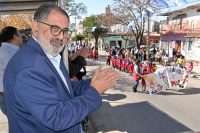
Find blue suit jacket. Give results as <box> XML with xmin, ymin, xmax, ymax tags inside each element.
<box><xmin>3</xmin><ymin>38</ymin><xmax>102</xmax><ymax>133</ymax></box>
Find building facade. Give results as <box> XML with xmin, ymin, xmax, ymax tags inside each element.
<box><xmin>160</xmin><ymin>3</ymin><xmax>200</xmax><ymax>62</ymax></box>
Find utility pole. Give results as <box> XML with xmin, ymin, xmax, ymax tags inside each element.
<box><xmin>146</xmin><ymin>10</ymin><xmax>151</xmax><ymax>61</ymax></box>
<box><xmin>58</xmin><ymin>0</ymin><xmax>69</xmax><ymax>70</ymax></box>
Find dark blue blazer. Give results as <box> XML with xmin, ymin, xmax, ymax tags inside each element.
<box><xmin>3</xmin><ymin>38</ymin><xmax>102</xmax><ymax>133</ymax></box>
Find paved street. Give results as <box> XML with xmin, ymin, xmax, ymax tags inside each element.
<box><xmin>0</xmin><ymin>51</ymin><xmax>200</xmax><ymax>133</ymax></box>
<box><xmin>87</xmin><ymin>51</ymin><xmax>200</xmax><ymax>133</ymax></box>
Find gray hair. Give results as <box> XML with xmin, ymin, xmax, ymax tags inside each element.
<box><xmin>33</xmin><ymin>3</ymin><xmax>69</xmax><ymax>22</ymax></box>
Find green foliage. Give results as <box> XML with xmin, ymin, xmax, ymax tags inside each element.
<box><xmin>112</xmin><ymin>0</ymin><xmax>161</xmax><ymax>48</ymax></box>
<box><xmin>65</xmin><ymin>0</ymin><xmax>87</xmax><ymax>19</ymax></box>
<box><xmin>93</xmin><ymin>27</ymin><xmax>108</xmax><ymax>39</ymax></box>
<box><xmin>82</xmin><ymin>15</ymin><xmax>108</xmax><ymax>47</ymax></box>
<box><xmin>82</xmin><ymin>15</ymin><xmax>97</xmax><ymax>33</ymax></box>
<box><xmin>71</xmin><ymin>34</ymin><xmax>84</xmax><ymax>41</ymax></box>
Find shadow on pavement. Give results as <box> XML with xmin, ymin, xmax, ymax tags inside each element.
<box><xmin>156</xmin><ymin>87</ymin><xmax>200</xmax><ymax>96</ymax></box>
<box><xmin>101</xmin><ymin>94</ymin><xmax>127</xmax><ymax>101</ymax></box>
<box><xmin>90</xmin><ymin>101</ymin><xmax>192</xmax><ymax>133</ymax></box>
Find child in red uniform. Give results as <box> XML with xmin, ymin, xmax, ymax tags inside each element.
<box><xmin>92</xmin><ymin>48</ymin><xmax>98</xmax><ymax>60</ymax></box>
<box><xmin>146</xmin><ymin>63</ymin><xmax>151</xmax><ymax>74</ymax></box>
<box><xmin>106</xmin><ymin>50</ymin><xmax>112</xmax><ymax>65</ymax></box>
<box><xmin>132</xmin><ymin>60</ymin><xmax>141</xmax><ymax>92</ymax></box>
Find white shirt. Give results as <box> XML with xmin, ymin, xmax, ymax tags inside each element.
<box><xmin>46</xmin><ymin>53</ymin><xmax>71</xmax><ymax>93</ymax></box>
<box><xmin>32</xmin><ymin>36</ymin><xmax>71</xmax><ymax>93</ymax></box>
<box><xmin>0</xmin><ymin>42</ymin><xmax>19</xmax><ymax>92</ymax></box>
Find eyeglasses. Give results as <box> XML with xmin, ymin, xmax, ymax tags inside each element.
<box><xmin>37</xmin><ymin>21</ymin><xmax>69</xmax><ymax>38</ymax></box>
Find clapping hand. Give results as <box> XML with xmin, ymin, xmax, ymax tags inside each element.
<box><xmin>90</xmin><ymin>67</ymin><xmax>118</xmax><ymax>94</ymax></box>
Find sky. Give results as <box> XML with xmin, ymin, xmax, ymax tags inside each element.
<box><xmin>76</xmin><ymin>0</ymin><xmax>114</xmax><ymax>15</ymax></box>
<box><xmin>73</xmin><ymin>0</ymin><xmax>114</xmax><ymax>22</ymax></box>
<box><xmin>71</xmin><ymin>0</ymin><xmax>200</xmax><ymax>23</ymax></box>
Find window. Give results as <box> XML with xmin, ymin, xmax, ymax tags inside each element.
<box><xmin>188</xmin><ymin>41</ymin><xmax>192</xmax><ymax>51</ymax></box>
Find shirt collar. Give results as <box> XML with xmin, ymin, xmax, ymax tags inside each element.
<box><xmin>46</xmin><ymin>53</ymin><xmax>61</xmax><ymax>64</ymax></box>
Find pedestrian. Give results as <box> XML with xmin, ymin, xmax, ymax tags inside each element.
<box><xmin>132</xmin><ymin>60</ymin><xmax>141</xmax><ymax>92</ymax></box>
<box><xmin>0</xmin><ymin>26</ymin><xmax>23</xmax><ymax>115</ymax></box>
<box><xmin>3</xmin><ymin>3</ymin><xmax>118</xmax><ymax>133</ymax></box>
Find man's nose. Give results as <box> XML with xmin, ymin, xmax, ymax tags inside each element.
<box><xmin>56</xmin><ymin>32</ymin><xmax>65</xmax><ymax>40</ymax></box>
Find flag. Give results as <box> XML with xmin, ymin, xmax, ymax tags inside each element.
<box><xmin>181</xmin><ymin>0</ymin><xmax>188</xmax><ymax>4</ymax></box>
<box><xmin>170</xmin><ymin>0</ymin><xmax>179</xmax><ymax>6</ymax></box>
<box><xmin>92</xmin><ymin>27</ymin><xmax>96</xmax><ymax>32</ymax></box>
<box><xmin>111</xmin><ymin>25</ymin><xmax>115</xmax><ymax>32</ymax></box>
<box><xmin>171</xmin><ymin>0</ymin><xmax>188</xmax><ymax>6</ymax></box>
<box><xmin>83</xmin><ymin>27</ymin><xmax>88</xmax><ymax>32</ymax></box>
<box><xmin>128</xmin><ymin>25</ymin><xmax>133</xmax><ymax>32</ymax></box>
<box><xmin>154</xmin><ymin>0</ymin><xmax>169</xmax><ymax>8</ymax></box>
<box><xmin>120</xmin><ymin>25</ymin><xmax>126</xmax><ymax>32</ymax></box>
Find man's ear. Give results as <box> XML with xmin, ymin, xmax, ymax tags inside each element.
<box><xmin>31</xmin><ymin>21</ymin><xmax>39</xmax><ymax>37</ymax></box>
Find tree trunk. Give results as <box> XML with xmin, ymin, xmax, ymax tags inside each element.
<box><xmin>95</xmin><ymin>37</ymin><xmax>99</xmax><ymax>49</ymax></box>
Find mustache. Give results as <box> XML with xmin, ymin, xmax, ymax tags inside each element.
<box><xmin>50</xmin><ymin>38</ymin><xmax>63</xmax><ymax>45</ymax></box>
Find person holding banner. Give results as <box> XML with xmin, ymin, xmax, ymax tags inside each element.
<box><xmin>179</xmin><ymin>62</ymin><xmax>193</xmax><ymax>88</ymax></box>
<box><xmin>177</xmin><ymin>55</ymin><xmax>185</xmax><ymax>68</ymax></box>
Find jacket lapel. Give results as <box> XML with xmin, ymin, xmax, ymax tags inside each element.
<box><xmin>45</xmin><ymin>57</ymin><xmax>73</xmax><ymax>97</ymax></box>
<box><xmin>60</xmin><ymin>60</ymin><xmax>74</xmax><ymax>96</ymax></box>
<box><xmin>27</xmin><ymin>38</ymin><xmax>72</xmax><ymax>97</ymax></box>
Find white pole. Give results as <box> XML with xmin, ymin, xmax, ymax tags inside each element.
<box><xmin>147</xmin><ymin>10</ymin><xmax>151</xmax><ymax>61</ymax></box>
<box><xmin>58</xmin><ymin>0</ymin><xmax>69</xmax><ymax>70</ymax></box>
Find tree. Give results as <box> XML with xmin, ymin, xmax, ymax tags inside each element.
<box><xmin>65</xmin><ymin>0</ymin><xmax>87</xmax><ymax>19</ymax></box>
<box><xmin>120</xmin><ymin>33</ymin><xmax>135</xmax><ymax>49</ymax></box>
<box><xmin>82</xmin><ymin>15</ymin><xmax>108</xmax><ymax>48</ymax></box>
<box><xmin>71</xmin><ymin>34</ymin><xmax>84</xmax><ymax>44</ymax></box>
<box><xmin>82</xmin><ymin>15</ymin><xmax>97</xmax><ymax>32</ymax></box>
<box><xmin>112</xmin><ymin>0</ymin><xmax>161</xmax><ymax>49</ymax></box>
<box><xmin>95</xmin><ymin>6</ymin><xmax>117</xmax><ymax>32</ymax></box>
<box><xmin>92</xmin><ymin>27</ymin><xmax>108</xmax><ymax>48</ymax></box>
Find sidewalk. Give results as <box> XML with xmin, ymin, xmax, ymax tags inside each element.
<box><xmin>0</xmin><ymin>111</ymin><xmax>8</xmax><ymax>133</ymax></box>
<box><xmin>191</xmin><ymin>65</ymin><xmax>200</xmax><ymax>79</ymax></box>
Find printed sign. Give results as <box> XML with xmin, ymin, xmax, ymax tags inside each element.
<box><xmin>144</xmin><ymin>66</ymin><xmax>187</xmax><ymax>94</ymax></box>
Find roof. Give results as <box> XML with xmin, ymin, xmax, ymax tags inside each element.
<box><xmin>159</xmin><ymin>2</ymin><xmax>200</xmax><ymax>16</ymax></box>
<box><xmin>0</xmin><ymin>0</ymin><xmax>58</xmax><ymax>14</ymax></box>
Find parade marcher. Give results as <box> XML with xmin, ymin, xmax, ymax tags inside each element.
<box><xmin>3</xmin><ymin>3</ymin><xmax>118</xmax><ymax>133</ymax></box>
<box><xmin>0</xmin><ymin>26</ymin><xmax>23</xmax><ymax>115</ymax></box>
<box><xmin>155</xmin><ymin>50</ymin><xmax>162</xmax><ymax>64</ymax></box>
<box><xmin>106</xmin><ymin>49</ymin><xmax>112</xmax><ymax>65</ymax></box>
<box><xmin>92</xmin><ymin>48</ymin><xmax>98</xmax><ymax>60</ymax></box>
<box><xmin>132</xmin><ymin>60</ymin><xmax>141</xmax><ymax>92</ymax></box>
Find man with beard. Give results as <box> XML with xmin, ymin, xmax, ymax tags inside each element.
<box><xmin>3</xmin><ymin>3</ymin><xmax>118</xmax><ymax>133</ymax></box>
